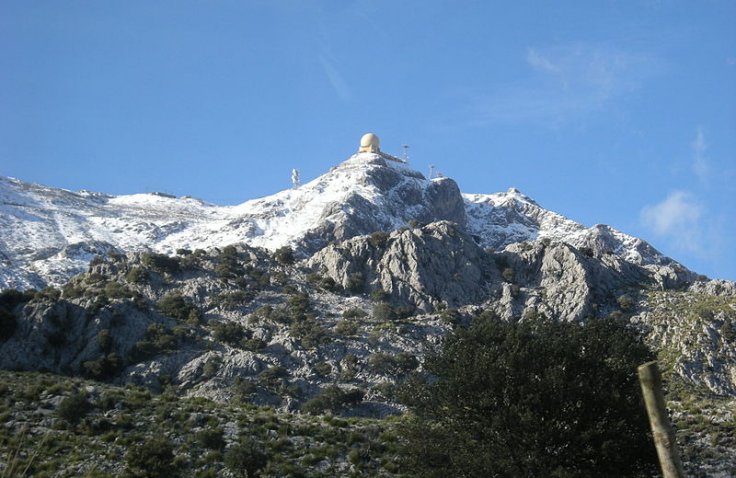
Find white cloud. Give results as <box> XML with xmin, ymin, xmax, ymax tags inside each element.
<box><xmin>318</xmin><ymin>55</ymin><xmax>352</xmax><ymax>103</ymax></box>
<box><xmin>640</xmin><ymin>191</ymin><xmax>704</xmax><ymax>252</ymax></box>
<box><xmin>470</xmin><ymin>44</ymin><xmax>659</xmax><ymax>125</ymax></box>
<box><xmin>691</xmin><ymin>128</ymin><xmax>709</xmax><ymax>182</ymax></box>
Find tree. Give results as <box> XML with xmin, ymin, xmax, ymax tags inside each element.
<box><xmin>274</xmin><ymin>246</ymin><xmax>295</xmax><ymax>265</ymax></box>
<box><xmin>399</xmin><ymin>315</ymin><xmax>659</xmax><ymax>478</ymax></box>
<box><xmin>224</xmin><ymin>437</ymin><xmax>269</xmax><ymax>478</ymax></box>
<box><xmin>56</xmin><ymin>391</ymin><xmax>91</xmax><ymax>425</ymax></box>
<box><xmin>125</xmin><ymin>436</ymin><xmax>177</xmax><ymax>478</ymax></box>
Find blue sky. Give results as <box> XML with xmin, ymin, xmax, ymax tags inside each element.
<box><xmin>1</xmin><ymin>1</ymin><xmax>735</xmax><ymax>280</ymax></box>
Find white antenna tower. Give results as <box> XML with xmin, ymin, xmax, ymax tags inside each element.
<box><xmin>291</xmin><ymin>168</ymin><xmax>300</xmax><ymax>189</ymax></box>
<box><xmin>401</xmin><ymin>144</ymin><xmax>410</xmax><ymax>162</ymax></box>
<box><xmin>429</xmin><ymin>164</ymin><xmax>435</xmax><ymax>179</ymax></box>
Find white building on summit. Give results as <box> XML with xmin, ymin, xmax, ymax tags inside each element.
<box><xmin>358</xmin><ymin>133</ymin><xmax>381</xmax><ymax>153</ymax></box>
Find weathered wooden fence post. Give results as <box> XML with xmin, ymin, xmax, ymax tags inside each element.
<box><xmin>638</xmin><ymin>360</ymin><xmax>685</xmax><ymax>478</ymax></box>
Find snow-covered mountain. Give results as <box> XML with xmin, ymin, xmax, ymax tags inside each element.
<box><xmin>0</xmin><ymin>152</ymin><xmax>685</xmax><ymax>289</ymax></box>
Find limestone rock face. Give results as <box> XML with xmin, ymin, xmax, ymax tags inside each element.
<box><xmin>310</xmin><ymin>221</ymin><xmax>492</xmax><ymax>311</ymax></box>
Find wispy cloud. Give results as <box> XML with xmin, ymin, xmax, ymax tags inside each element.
<box><xmin>469</xmin><ymin>44</ymin><xmax>659</xmax><ymax>125</ymax></box>
<box><xmin>640</xmin><ymin>190</ymin><xmax>704</xmax><ymax>253</ymax></box>
<box><xmin>691</xmin><ymin>127</ymin><xmax>709</xmax><ymax>182</ymax></box>
<box><xmin>318</xmin><ymin>54</ymin><xmax>352</xmax><ymax>103</ymax></box>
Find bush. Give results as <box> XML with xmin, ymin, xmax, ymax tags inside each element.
<box><xmin>335</xmin><ymin>319</ymin><xmax>359</xmax><ymax>337</ymax></box>
<box><xmin>301</xmin><ymin>385</ymin><xmax>364</xmax><ymax>415</ymax></box>
<box><xmin>368</xmin><ymin>352</ymin><xmax>418</xmax><ymax>376</ymax></box>
<box><xmin>372</xmin><ymin>302</ymin><xmax>395</xmax><ymax>321</ymax></box>
<box><xmin>197</xmin><ymin>427</ymin><xmax>225</xmax><ymax>450</ymax></box>
<box><xmin>224</xmin><ymin>437</ymin><xmax>269</xmax><ymax>478</ymax></box>
<box><xmin>274</xmin><ymin>246</ymin><xmax>295</xmax><ymax>265</ymax></box>
<box><xmin>104</xmin><ymin>281</ymin><xmax>131</xmax><ymax>299</ymax></box>
<box><xmin>129</xmin><ymin>324</ymin><xmax>177</xmax><ymax>362</ymax></box>
<box><xmin>0</xmin><ymin>289</ymin><xmax>35</xmax><ymax>309</ymax></box>
<box><xmin>212</xmin><ymin>321</ymin><xmax>246</xmax><ymax>347</ymax></box>
<box><xmin>125</xmin><ymin>267</ymin><xmax>149</xmax><ymax>284</ymax></box>
<box><xmin>56</xmin><ymin>391</ymin><xmax>91</xmax><ymax>425</ymax></box>
<box><xmin>141</xmin><ymin>253</ymin><xmax>180</xmax><ymax>275</ymax></box>
<box><xmin>0</xmin><ymin>309</ymin><xmax>18</xmax><ymax>341</ymax></box>
<box><xmin>157</xmin><ymin>292</ymin><xmax>198</xmax><ymax>321</ymax></box>
<box><xmin>398</xmin><ymin>316</ymin><xmax>658</xmax><ymax>477</ymax></box>
<box><xmin>342</xmin><ymin>307</ymin><xmax>367</xmax><ymax>319</ymax></box>
<box><xmin>617</xmin><ymin>294</ymin><xmax>635</xmax><ymax>312</ymax></box>
<box><xmin>345</xmin><ymin>272</ymin><xmax>365</xmax><ymax>294</ymax></box>
<box><xmin>368</xmin><ymin>231</ymin><xmax>390</xmax><ymax>248</ymax></box>
<box><xmin>82</xmin><ymin>353</ymin><xmax>122</xmax><ymax>380</ymax></box>
<box><xmin>370</xmin><ymin>288</ymin><xmax>390</xmax><ymax>303</ymax></box>
<box><xmin>125</xmin><ymin>436</ymin><xmax>177</xmax><ymax>478</ymax></box>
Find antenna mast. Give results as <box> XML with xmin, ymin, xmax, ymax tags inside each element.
<box><xmin>401</xmin><ymin>144</ymin><xmax>410</xmax><ymax>162</ymax></box>
<box><xmin>291</xmin><ymin>169</ymin><xmax>300</xmax><ymax>189</ymax></box>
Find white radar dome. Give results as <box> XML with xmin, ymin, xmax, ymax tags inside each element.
<box><xmin>358</xmin><ymin>133</ymin><xmax>380</xmax><ymax>153</ymax></box>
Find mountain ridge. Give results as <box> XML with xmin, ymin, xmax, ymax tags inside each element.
<box><xmin>1</xmin><ymin>153</ymin><xmax>693</xmax><ymax>289</ymax></box>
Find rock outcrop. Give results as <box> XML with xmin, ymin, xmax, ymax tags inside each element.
<box><xmin>309</xmin><ymin>221</ymin><xmax>492</xmax><ymax>312</ymax></box>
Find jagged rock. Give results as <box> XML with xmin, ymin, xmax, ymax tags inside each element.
<box><xmin>309</xmin><ymin>221</ymin><xmax>492</xmax><ymax>312</ymax></box>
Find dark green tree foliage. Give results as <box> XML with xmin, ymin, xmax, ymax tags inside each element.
<box><xmin>157</xmin><ymin>292</ymin><xmax>198</xmax><ymax>321</ymax></box>
<box><xmin>0</xmin><ymin>309</ymin><xmax>17</xmax><ymax>341</ymax></box>
<box><xmin>301</xmin><ymin>385</ymin><xmax>364</xmax><ymax>415</ymax></box>
<box><xmin>399</xmin><ymin>316</ymin><xmax>658</xmax><ymax>478</ymax></box>
<box><xmin>273</xmin><ymin>246</ymin><xmax>295</xmax><ymax>265</ymax></box>
<box><xmin>0</xmin><ymin>289</ymin><xmax>34</xmax><ymax>341</ymax></box>
<box><xmin>56</xmin><ymin>391</ymin><xmax>91</xmax><ymax>425</ymax></box>
<box><xmin>125</xmin><ymin>436</ymin><xmax>177</xmax><ymax>478</ymax></box>
<box><xmin>215</xmin><ymin>245</ymin><xmax>244</xmax><ymax>280</ymax></box>
<box><xmin>224</xmin><ymin>437</ymin><xmax>269</xmax><ymax>478</ymax></box>
<box><xmin>141</xmin><ymin>253</ymin><xmax>180</xmax><ymax>275</ymax></box>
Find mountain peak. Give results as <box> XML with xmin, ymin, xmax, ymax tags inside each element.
<box><xmin>0</xmin><ymin>143</ymin><xmax>691</xmax><ymax>289</ymax></box>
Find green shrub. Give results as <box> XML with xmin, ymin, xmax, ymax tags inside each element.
<box><xmin>335</xmin><ymin>319</ymin><xmax>359</xmax><ymax>337</ymax></box>
<box><xmin>56</xmin><ymin>391</ymin><xmax>91</xmax><ymax>425</ymax></box>
<box><xmin>224</xmin><ymin>437</ymin><xmax>269</xmax><ymax>478</ymax></box>
<box><xmin>0</xmin><ymin>289</ymin><xmax>34</xmax><ymax>310</ymax></box>
<box><xmin>368</xmin><ymin>352</ymin><xmax>418</xmax><ymax>375</ymax></box>
<box><xmin>141</xmin><ymin>253</ymin><xmax>180</xmax><ymax>275</ymax></box>
<box><xmin>342</xmin><ymin>307</ymin><xmax>367</xmax><ymax>319</ymax></box>
<box><xmin>157</xmin><ymin>292</ymin><xmax>198</xmax><ymax>321</ymax></box>
<box><xmin>125</xmin><ymin>436</ymin><xmax>177</xmax><ymax>478</ymax></box>
<box><xmin>0</xmin><ymin>309</ymin><xmax>17</xmax><ymax>341</ymax></box>
<box><xmin>129</xmin><ymin>324</ymin><xmax>177</xmax><ymax>362</ymax></box>
<box><xmin>290</xmin><ymin>317</ymin><xmax>327</xmax><ymax>348</ymax></box>
<box><xmin>368</xmin><ymin>231</ymin><xmax>390</xmax><ymax>248</ymax></box>
<box><xmin>212</xmin><ymin>321</ymin><xmax>246</xmax><ymax>347</ymax></box>
<box><xmin>398</xmin><ymin>315</ymin><xmax>658</xmax><ymax>477</ymax></box>
<box><xmin>617</xmin><ymin>294</ymin><xmax>635</xmax><ymax>311</ymax></box>
<box><xmin>97</xmin><ymin>329</ymin><xmax>113</xmax><ymax>352</ymax></box>
<box><xmin>34</xmin><ymin>287</ymin><xmax>61</xmax><ymax>301</ymax></box>
<box><xmin>301</xmin><ymin>385</ymin><xmax>364</xmax><ymax>415</ymax></box>
<box><xmin>314</xmin><ymin>361</ymin><xmax>332</xmax><ymax>377</ymax></box>
<box><xmin>197</xmin><ymin>427</ymin><xmax>225</xmax><ymax>450</ymax></box>
<box><xmin>345</xmin><ymin>272</ymin><xmax>365</xmax><ymax>293</ymax></box>
<box><xmin>370</xmin><ymin>288</ymin><xmax>390</xmax><ymax>303</ymax></box>
<box><xmin>372</xmin><ymin>302</ymin><xmax>395</xmax><ymax>321</ymax></box>
<box><xmin>82</xmin><ymin>353</ymin><xmax>122</xmax><ymax>380</ymax></box>
<box><xmin>274</xmin><ymin>246</ymin><xmax>295</xmax><ymax>265</ymax></box>
<box><xmin>215</xmin><ymin>291</ymin><xmax>254</xmax><ymax>309</ymax></box>
<box><xmin>104</xmin><ymin>281</ymin><xmax>131</xmax><ymax>299</ymax></box>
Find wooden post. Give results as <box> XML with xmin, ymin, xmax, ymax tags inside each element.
<box><xmin>638</xmin><ymin>360</ymin><xmax>685</xmax><ymax>478</ymax></box>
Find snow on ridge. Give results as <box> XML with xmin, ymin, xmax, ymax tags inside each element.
<box><xmin>1</xmin><ymin>154</ymin><xmax>674</xmax><ymax>289</ymax></box>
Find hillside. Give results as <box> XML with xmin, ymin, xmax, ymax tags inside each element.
<box><xmin>2</xmin><ymin>150</ymin><xmax>736</xmax><ymax>476</ymax></box>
